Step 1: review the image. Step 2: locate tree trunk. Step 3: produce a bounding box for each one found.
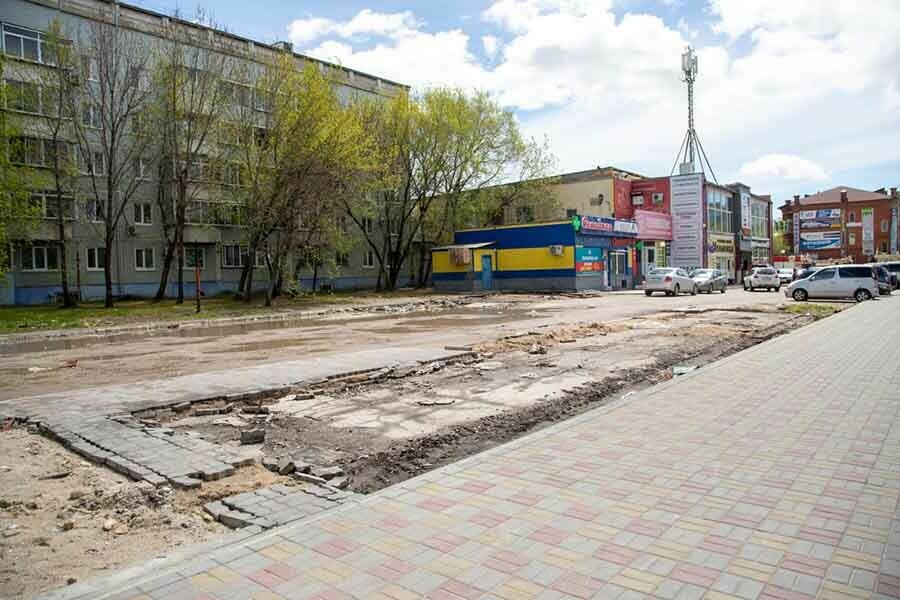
[154,238,176,301]
[54,168,73,307]
[243,242,256,304]
[311,261,319,293]
[238,261,251,298]
[416,243,427,288]
[104,230,114,308]
[175,186,186,304]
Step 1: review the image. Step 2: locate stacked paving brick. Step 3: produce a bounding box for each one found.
[204,483,354,530]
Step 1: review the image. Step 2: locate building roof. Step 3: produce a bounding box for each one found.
[779,187,890,210]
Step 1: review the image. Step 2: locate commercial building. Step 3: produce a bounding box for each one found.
[431,216,638,292]
[780,187,899,263]
[1,0,406,305]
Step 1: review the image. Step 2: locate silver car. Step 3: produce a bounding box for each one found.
[744,267,781,292]
[777,268,794,284]
[785,264,878,302]
[644,267,697,296]
[690,269,727,294]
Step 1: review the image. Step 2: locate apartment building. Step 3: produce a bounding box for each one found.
[1,0,406,305]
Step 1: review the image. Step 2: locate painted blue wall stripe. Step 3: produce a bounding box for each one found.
[455,223,575,249]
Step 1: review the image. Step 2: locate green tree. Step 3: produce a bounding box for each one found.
[0,56,41,279]
[345,88,556,290]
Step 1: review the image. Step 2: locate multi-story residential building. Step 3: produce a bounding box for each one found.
[1,0,406,305]
[780,186,899,263]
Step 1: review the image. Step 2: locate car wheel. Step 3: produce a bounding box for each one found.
[665,291,673,296]
[792,289,808,302]
[645,290,652,296]
[673,284,680,296]
[855,289,872,302]
[720,287,726,294]
[775,285,781,292]
[750,285,755,292]
[691,286,697,296]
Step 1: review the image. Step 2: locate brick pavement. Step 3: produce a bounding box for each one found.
[41,298,900,599]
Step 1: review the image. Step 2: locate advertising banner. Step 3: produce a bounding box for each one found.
[575,247,604,275]
[669,173,704,269]
[634,210,672,240]
[801,218,840,229]
[892,207,898,254]
[800,231,841,251]
[798,208,840,221]
[740,192,751,236]
[862,207,874,255]
[793,215,800,253]
[575,215,637,237]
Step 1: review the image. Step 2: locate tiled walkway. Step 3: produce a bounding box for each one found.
[45,299,900,600]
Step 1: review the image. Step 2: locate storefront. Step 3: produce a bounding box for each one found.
[574,215,638,290]
[707,234,736,281]
[633,209,672,283]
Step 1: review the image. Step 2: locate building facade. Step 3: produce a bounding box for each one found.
[1,0,406,305]
[780,187,899,263]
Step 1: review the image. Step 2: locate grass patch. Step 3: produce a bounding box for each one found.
[0,289,435,335]
[782,302,842,319]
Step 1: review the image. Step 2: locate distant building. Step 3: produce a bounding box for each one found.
[780,187,899,263]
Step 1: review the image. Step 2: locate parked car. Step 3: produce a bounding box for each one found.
[785,264,878,302]
[874,265,892,296]
[794,266,820,281]
[690,269,727,294]
[743,266,781,292]
[776,268,795,284]
[644,267,697,296]
[876,261,900,290]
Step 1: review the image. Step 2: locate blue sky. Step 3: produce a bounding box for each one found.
[130,0,900,210]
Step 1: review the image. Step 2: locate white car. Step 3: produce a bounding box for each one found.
[786,264,878,302]
[777,268,794,284]
[644,267,697,296]
[744,267,781,292]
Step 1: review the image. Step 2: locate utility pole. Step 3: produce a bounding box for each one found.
[671,46,718,183]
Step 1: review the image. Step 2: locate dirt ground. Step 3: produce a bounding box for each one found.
[148,304,824,494]
[0,426,292,599]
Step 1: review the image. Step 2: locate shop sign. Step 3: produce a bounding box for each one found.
[669,173,704,269]
[892,207,898,254]
[740,192,751,236]
[862,207,874,255]
[801,218,840,229]
[634,210,672,240]
[708,238,734,254]
[613,219,638,236]
[574,215,637,237]
[575,246,604,275]
[798,208,841,221]
[793,214,800,253]
[800,231,841,251]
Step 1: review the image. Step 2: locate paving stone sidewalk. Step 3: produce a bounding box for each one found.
[43,298,900,599]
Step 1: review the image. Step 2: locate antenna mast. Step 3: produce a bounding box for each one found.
[671,46,717,183]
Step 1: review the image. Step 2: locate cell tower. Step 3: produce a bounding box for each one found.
[671,46,717,182]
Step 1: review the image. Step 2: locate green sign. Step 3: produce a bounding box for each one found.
[571,215,581,232]
[636,241,644,250]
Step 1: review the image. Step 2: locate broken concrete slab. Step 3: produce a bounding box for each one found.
[170,476,202,490]
[311,466,344,480]
[240,429,265,444]
[277,457,295,475]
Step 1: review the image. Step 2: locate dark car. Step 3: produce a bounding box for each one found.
[875,265,893,296]
[877,261,900,290]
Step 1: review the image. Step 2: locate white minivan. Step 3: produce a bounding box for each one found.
[785,265,878,302]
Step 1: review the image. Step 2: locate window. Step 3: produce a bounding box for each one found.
[31,191,74,220]
[86,247,106,271]
[4,79,40,113]
[631,194,644,206]
[751,201,768,239]
[882,241,889,253]
[839,266,872,279]
[516,205,534,223]
[849,211,856,223]
[9,137,70,167]
[81,102,101,128]
[566,208,577,218]
[184,246,205,269]
[133,157,150,179]
[21,244,59,271]
[752,246,769,265]
[78,148,105,175]
[706,188,733,234]
[222,245,245,268]
[882,219,889,233]
[362,216,374,234]
[224,163,242,186]
[80,55,99,81]
[135,248,155,271]
[133,203,152,225]
[186,201,242,225]
[849,233,856,245]
[810,268,835,281]
[363,249,375,268]
[3,24,53,64]
[336,251,349,267]
[84,198,103,222]
[652,192,664,205]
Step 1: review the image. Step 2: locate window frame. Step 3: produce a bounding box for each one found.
[184,246,206,270]
[134,247,155,271]
[20,244,59,271]
[362,249,375,269]
[3,24,54,65]
[86,247,106,271]
[133,202,152,225]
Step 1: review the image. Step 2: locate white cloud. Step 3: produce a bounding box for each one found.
[739,154,829,181]
[287,1,900,199]
[482,35,500,59]
[287,9,420,45]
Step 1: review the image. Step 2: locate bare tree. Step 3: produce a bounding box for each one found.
[150,11,232,303]
[72,16,157,307]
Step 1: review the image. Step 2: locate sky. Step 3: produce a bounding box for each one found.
[130,0,900,211]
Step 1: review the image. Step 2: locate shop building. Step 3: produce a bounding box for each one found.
[431,216,637,293]
[780,187,898,262]
[612,177,673,284]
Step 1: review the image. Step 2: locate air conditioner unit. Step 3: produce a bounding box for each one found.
[652,192,664,204]
[549,245,564,256]
[127,225,136,236]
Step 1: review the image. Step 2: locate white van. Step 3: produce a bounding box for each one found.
[785,265,878,302]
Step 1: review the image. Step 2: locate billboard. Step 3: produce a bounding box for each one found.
[669,174,704,269]
[798,208,841,220]
[793,215,800,254]
[575,247,604,275]
[801,218,840,229]
[892,207,898,254]
[740,192,751,236]
[862,207,874,255]
[799,231,841,251]
[634,209,672,240]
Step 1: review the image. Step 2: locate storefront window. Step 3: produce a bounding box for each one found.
[751,201,768,239]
